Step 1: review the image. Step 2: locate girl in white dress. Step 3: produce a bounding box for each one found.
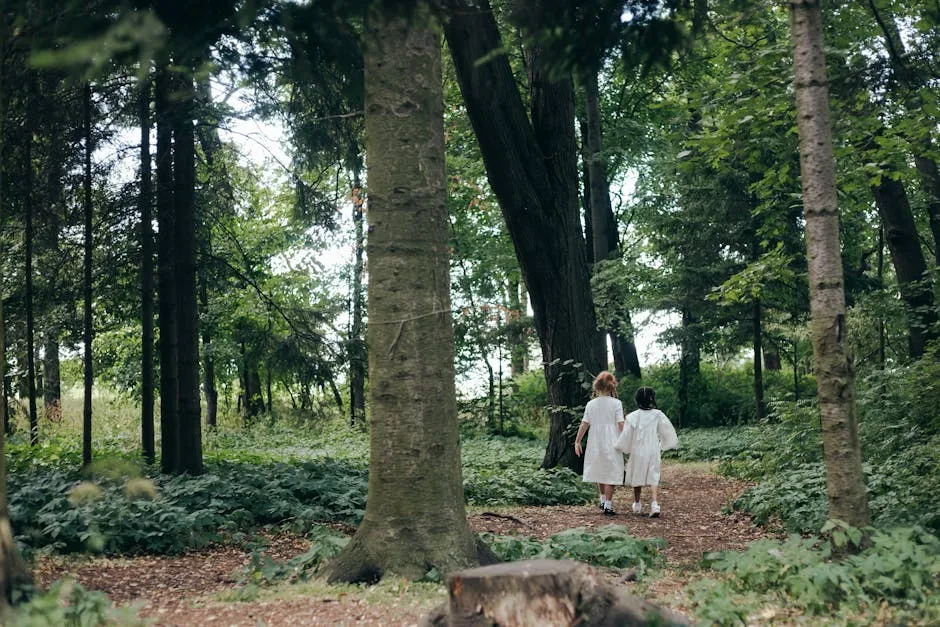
[615,386,678,517]
[574,371,625,516]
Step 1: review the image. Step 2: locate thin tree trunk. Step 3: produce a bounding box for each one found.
[677,305,700,428]
[584,70,641,380]
[507,274,526,377]
[41,333,59,419]
[578,117,595,265]
[349,172,366,426]
[445,0,605,473]
[870,174,937,358]
[155,63,179,474]
[194,74,223,430]
[789,0,870,528]
[140,71,155,464]
[327,1,493,583]
[82,83,94,467]
[173,66,203,476]
[24,102,37,446]
[752,298,765,421]
[877,222,885,366]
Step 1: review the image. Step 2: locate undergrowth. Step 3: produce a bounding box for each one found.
[688,522,940,625]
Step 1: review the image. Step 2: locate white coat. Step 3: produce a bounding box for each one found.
[615,408,678,487]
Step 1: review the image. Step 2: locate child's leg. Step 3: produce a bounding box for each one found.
[603,483,615,501]
[651,484,659,503]
[633,486,642,502]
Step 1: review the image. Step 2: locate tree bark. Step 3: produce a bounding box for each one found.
[82,82,94,467]
[155,63,179,474]
[349,173,366,427]
[173,65,203,476]
[584,70,641,380]
[194,74,223,430]
[140,71,156,464]
[789,0,870,528]
[913,154,940,269]
[677,306,700,428]
[445,0,605,472]
[752,299,765,421]
[327,1,493,583]
[42,333,60,420]
[870,174,937,358]
[24,98,38,447]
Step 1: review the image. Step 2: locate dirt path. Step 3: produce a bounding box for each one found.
[34,461,768,626]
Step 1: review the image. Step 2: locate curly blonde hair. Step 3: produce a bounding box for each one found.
[592,371,618,398]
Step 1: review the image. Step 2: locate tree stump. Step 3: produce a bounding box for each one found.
[421,559,688,627]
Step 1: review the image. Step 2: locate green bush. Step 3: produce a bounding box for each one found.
[8,579,143,627]
[481,525,666,574]
[687,524,940,625]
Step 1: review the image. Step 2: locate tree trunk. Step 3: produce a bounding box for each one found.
[423,560,689,627]
[913,154,940,269]
[0,388,31,607]
[583,70,641,380]
[155,63,179,474]
[752,299,765,421]
[24,103,38,447]
[82,82,94,467]
[139,71,156,464]
[677,305,700,428]
[194,74,223,431]
[578,117,595,266]
[507,274,526,377]
[349,173,366,427]
[789,0,870,528]
[870,174,937,358]
[327,1,493,583]
[42,333,60,420]
[173,66,203,476]
[445,0,605,473]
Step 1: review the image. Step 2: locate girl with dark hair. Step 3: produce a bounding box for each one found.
[574,371,625,516]
[615,386,678,517]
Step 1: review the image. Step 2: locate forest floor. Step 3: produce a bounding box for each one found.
[34,461,773,626]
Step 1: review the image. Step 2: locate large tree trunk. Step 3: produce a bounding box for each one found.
[445,0,605,473]
[173,66,203,476]
[327,2,492,583]
[155,63,179,474]
[349,172,366,427]
[24,102,38,447]
[583,70,641,380]
[870,174,937,358]
[82,82,94,467]
[140,71,156,464]
[913,154,940,269]
[789,0,870,528]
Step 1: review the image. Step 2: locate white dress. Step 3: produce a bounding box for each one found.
[615,409,678,487]
[581,396,625,485]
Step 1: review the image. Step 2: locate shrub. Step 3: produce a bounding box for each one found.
[481,525,666,574]
[687,524,940,625]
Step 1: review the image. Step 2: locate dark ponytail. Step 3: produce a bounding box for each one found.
[635,386,657,410]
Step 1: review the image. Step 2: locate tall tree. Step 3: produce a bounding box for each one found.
[173,64,203,476]
[155,61,179,473]
[81,82,94,466]
[582,69,641,379]
[327,0,492,582]
[23,87,37,446]
[445,0,605,472]
[789,0,869,527]
[139,70,155,465]
[348,172,366,427]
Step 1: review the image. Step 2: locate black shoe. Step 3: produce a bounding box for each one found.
[603,504,616,516]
